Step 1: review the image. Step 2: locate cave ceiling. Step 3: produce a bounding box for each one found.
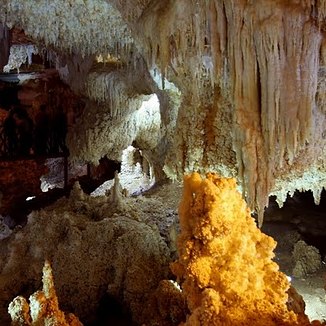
[0,0,325,224]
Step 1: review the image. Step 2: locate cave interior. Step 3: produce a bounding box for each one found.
[0,1,325,325]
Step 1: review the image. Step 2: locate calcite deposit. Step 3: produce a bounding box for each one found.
[0,182,171,325]
[292,240,322,278]
[0,1,325,221]
[171,173,325,325]
[0,0,326,324]
[8,260,82,326]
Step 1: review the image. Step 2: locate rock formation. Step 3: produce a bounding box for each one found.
[171,172,325,325]
[0,185,171,325]
[8,260,82,326]
[0,1,325,325]
[0,1,324,221]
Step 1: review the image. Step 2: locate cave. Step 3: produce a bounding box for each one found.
[0,1,325,325]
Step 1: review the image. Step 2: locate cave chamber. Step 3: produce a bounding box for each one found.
[0,1,325,325]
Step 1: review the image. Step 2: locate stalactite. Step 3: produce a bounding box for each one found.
[1,0,324,223]
[86,71,135,119]
[3,44,38,73]
[67,92,163,165]
[223,1,322,224]
[85,63,155,120]
[0,0,133,58]
[138,0,326,224]
[58,53,94,94]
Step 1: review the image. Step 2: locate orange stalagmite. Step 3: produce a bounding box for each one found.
[8,260,82,326]
[171,173,324,326]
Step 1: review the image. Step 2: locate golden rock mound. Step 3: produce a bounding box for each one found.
[171,173,325,326]
[8,260,82,326]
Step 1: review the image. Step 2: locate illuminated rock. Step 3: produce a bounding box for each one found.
[171,173,325,325]
[8,260,82,326]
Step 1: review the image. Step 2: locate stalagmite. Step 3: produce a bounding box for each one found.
[1,0,326,324]
[171,172,325,325]
[8,260,82,326]
[107,171,124,209]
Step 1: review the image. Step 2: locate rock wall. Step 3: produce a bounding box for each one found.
[0,0,325,220]
[132,0,326,223]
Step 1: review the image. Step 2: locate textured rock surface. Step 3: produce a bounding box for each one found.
[0,159,48,219]
[0,1,325,217]
[0,2,326,323]
[0,184,171,325]
[292,240,322,278]
[171,173,324,325]
[8,260,82,326]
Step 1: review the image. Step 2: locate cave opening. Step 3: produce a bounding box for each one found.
[89,146,155,198]
[263,188,326,257]
[0,69,87,228]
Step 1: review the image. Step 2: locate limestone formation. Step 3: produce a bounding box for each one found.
[0,1,325,324]
[8,260,82,326]
[292,240,322,278]
[0,188,171,325]
[171,173,324,325]
[0,1,324,219]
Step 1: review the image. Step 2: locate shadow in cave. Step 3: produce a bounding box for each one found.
[77,157,121,195]
[7,187,70,228]
[87,293,135,326]
[263,188,326,258]
[1,156,122,228]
